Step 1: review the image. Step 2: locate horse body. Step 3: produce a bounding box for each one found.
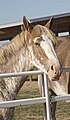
[0,17,61,120]
[50,36,70,120]
[55,36,70,94]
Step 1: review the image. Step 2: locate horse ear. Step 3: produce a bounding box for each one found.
[45,17,54,29]
[23,16,33,32]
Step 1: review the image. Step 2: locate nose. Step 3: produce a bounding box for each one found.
[50,64,62,78]
[48,64,62,81]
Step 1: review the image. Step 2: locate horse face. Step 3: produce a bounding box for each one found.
[23,16,62,81]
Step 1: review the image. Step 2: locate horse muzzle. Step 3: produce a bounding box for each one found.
[47,64,63,81]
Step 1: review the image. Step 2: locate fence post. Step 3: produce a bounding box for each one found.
[41,74,47,120]
[38,74,47,120]
[43,73,51,120]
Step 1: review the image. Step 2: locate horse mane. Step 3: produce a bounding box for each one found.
[0,31,25,65]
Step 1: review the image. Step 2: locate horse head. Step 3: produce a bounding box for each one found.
[23,16,62,81]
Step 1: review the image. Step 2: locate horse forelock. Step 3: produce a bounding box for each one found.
[31,25,57,45]
[42,26,57,45]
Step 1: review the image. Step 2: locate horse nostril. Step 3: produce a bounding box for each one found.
[51,65,57,74]
[51,65,54,71]
[55,72,56,74]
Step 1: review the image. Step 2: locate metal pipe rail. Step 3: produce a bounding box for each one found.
[0,70,43,78]
[63,68,70,72]
[0,68,70,120]
[0,97,46,108]
[51,94,70,102]
[0,94,70,108]
[0,70,51,120]
[0,68,70,78]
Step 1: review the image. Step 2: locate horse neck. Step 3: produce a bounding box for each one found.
[0,32,33,98]
[0,31,33,73]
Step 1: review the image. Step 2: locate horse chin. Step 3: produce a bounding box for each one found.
[52,76,60,81]
[48,77,59,81]
[47,72,59,81]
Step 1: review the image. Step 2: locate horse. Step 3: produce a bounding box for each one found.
[49,36,70,120]
[50,36,70,120]
[38,17,70,120]
[0,16,62,120]
[54,36,70,95]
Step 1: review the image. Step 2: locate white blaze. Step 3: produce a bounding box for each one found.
[40,34,59,63]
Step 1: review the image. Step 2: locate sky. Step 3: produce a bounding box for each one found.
[0,0,70,25]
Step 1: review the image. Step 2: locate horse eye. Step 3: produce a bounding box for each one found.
[34,39,40,46]
[34,42,40,46]
[34,37,44,46]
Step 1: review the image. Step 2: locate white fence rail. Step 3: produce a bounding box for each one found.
[0,68,70,120]
[0,97,46,108]
[0,70,43,78]
[0,68,69,78]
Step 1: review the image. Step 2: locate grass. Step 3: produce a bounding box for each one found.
[14,81,70,120]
